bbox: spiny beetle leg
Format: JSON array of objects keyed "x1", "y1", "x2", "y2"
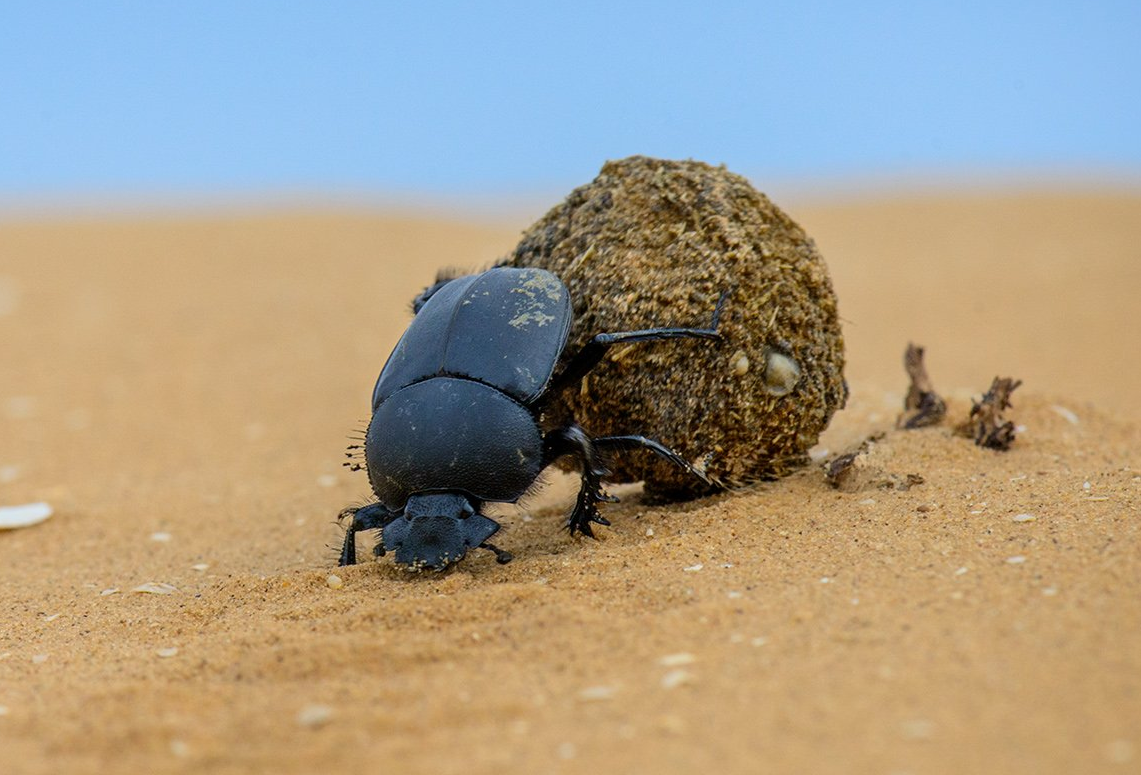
[
  {"x1": 594, "y1": 434, "x2": 714, "y2": 487},
  {"x1": 338, "y1": 502, "x2": 399, "y2": 566},
  {"x1": 543, "y1": 425, "x2": 615, "y2": 538},
  {"x1": 569, "y1": 477, "x2": 614, "y2": 538}
]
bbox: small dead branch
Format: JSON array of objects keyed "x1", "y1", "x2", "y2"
[
  {"x1": 825, "y1": 450, "x2": 864, "y2": 491},
  {"x1": 898, "y1": 343, "x2": 946, "y2": 429},
  {"x1": 960, "y1": 377, "x2": 1022, "y2": 451},
  {"x1": 824, "y1": 434, "x2": 924, "y2": 492}
]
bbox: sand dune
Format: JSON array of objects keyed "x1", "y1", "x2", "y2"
[{"x1": 0, "y1": 190, "x2": 1138, "y2": 774}]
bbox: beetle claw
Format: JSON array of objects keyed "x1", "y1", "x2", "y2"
[
  {"x1": 566, "y1": 480, "x2": 616, "y2": 537},
  {"x1": 568, "y1": 517, "x2": 597, "y2": 539},
  {"x1": 566, "y1": 505, "x2": 596, "y2": 537},
  {"x1": 479, "y1": 541, "x2": 514, "y2": 564}
]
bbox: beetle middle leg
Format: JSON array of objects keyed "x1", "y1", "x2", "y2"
[
  {"x1": 549, "y1": 289, "x2": 729, "y2": 394},
  {"x1": 543, "y1": 425, "x2": 619, "y2": 538},
  {"x1": 544, "y1": 429, "x2": 717, "y2": 538},
  {"x1": 338, "y1": 502, "x2": 399, "y2": 566}
]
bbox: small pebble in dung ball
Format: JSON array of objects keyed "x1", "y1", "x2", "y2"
[{"x1": 508, "y1": 155, "x2": 847, "y2": 498}]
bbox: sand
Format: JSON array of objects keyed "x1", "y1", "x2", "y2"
[{"x1": 0, "y1": 191, "x2": 1138, "y2": 774}]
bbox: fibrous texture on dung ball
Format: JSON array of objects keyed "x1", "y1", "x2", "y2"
[{"x1": 508, "y1": 156, "x2": 846, "y2": 498}]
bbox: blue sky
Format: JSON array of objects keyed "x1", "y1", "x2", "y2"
[{"x1": 1, "y1": 1, "x2": 1138, "y2": 203}]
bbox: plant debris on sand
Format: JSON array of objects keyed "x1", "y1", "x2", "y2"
[
  {"x1": 897, "y1": 343, "x2": 946, "y2": 429},
  {"x1": 961, "y1": 377, "x2": 1023, "y2": 450}
]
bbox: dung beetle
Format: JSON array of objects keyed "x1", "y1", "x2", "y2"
[{"x1": 339, "y1": 266, "x2": 725, "y2": 570}]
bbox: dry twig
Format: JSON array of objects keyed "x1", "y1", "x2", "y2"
[
  {"x1": 898, "y1": 343, "x2": 946, "y2": 429},
  {"x1": 962, "y1": 377, "x2": 1022, "y2": 450}
]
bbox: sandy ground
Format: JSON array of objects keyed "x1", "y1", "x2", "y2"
[{"x1": 0, "y1": 190, "x2": 1138, "y2": 774}]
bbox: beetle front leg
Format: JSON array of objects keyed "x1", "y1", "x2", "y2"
[
  {"x1": 337, "y1": 502, "x2": 399, "y2": 566},
  {"x1": 543, "y1": 425, "x2": 619, "y2": 538}
]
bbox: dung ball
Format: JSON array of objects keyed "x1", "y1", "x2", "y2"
[{"x1": 508, "y1": 156, "x2": 846, "y2": 498}]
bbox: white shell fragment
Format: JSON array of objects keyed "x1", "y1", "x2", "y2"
[
  {"x1": 660, "y1": 669, "x2": 694, "y2": 689},
  {"x1": 730, "y1": 350, "x2": 750, "y2": 377},
  {"x1": 0, "y1": 502, "x2": 52, "y2": 530},
  {"x1": 1050, "y1": 405, "x2": 1080, "y2": 425},
  {"x1": 131, "y1": 582, "x2": 179, "y2": 595},
  {"x1": 296, "y1": 704, "x2": 334, "y2": 728},
  {"x1": 577, "y1": 685, "x2": 618, "y2": 701},
  {"x1": 761, "y1": 349, "x2": 801, "y2": 396}
]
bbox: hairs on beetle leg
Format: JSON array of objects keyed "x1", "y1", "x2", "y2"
[{"x1": 327, "y1": 501, "x2": 369, "y2": 563}]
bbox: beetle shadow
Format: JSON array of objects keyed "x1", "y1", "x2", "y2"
[{"x1": 491, "y1": 470, "x2": 725, "y2": 559}]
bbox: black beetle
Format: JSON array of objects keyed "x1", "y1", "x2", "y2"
[{"x1": 339, "y1": 266, "x2": 725, "y2": 570}]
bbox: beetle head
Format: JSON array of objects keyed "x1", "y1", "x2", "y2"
[{"x1": 382, "y1": 493, "x2": 500, "y2": 571}]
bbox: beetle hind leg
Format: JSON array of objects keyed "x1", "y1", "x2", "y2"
[
  {"x1": 543, "y1": 425, "x2": 618, "y2": 538},
  {"x1": 594, "y1": 434, "x2": 715, "y2": 488},
  {"x1": 337, "y1": 502, "x2": 399, "y2": 566}
]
